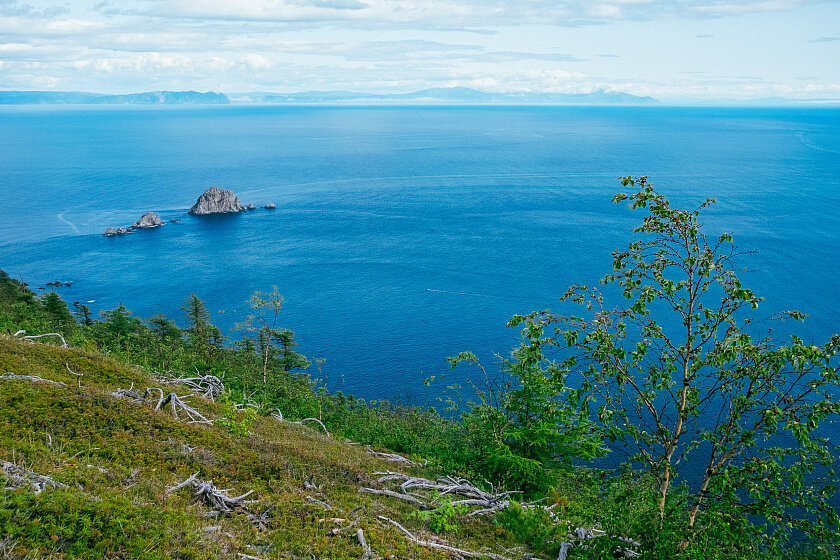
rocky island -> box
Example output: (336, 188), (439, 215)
(104, 211), (165, 236)
(132, 211), (165, 228)
(188, 186), (246, 215)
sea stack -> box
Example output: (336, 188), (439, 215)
(188, 186), (246, 215)
(264, 203), (276, 209)
(132, 211), (165, 228)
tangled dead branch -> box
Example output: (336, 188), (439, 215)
(556, 526), (641, 560)
(1, 372), (67, 387)
(13, 330), (68, 348)
(146, 388), (212, 424)
(167, 472), (257, 513)
(369, 471), (520, 516)
(161, 369), (225, 402)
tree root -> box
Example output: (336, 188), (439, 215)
(1, 372), (67, 387)
(167, 472), (257, 513)
(148, 389), (212, 424)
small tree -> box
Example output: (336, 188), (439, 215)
(448, 323), (604, 491)
(513, 177), (840, 553)
(238, 286), (309, 403)
(182, 293), (221, 361)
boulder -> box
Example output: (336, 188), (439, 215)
(246, 203), (257, 210)
(188, 186), (245, 215)
(264, 203), (276, 209)
(104, 227), (118, 236)
(132, 211), (165, 228)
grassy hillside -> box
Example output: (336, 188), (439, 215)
(0, 335), (526, 559)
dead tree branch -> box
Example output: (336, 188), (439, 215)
(357, 528), (374, 560)
(366, 447), (421, 466)
(1, 372), (67, 387)
(1, 459), (70, 493)
(65, 363), (83, 388)
(13, 331), (68, 348)
(377, 516), (513, 560)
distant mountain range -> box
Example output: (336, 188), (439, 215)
(231, 87), (661, 105)
(0, 87), (660, 106)
(0, 90), (230, 105)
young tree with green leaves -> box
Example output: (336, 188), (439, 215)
(514, 177), (840, 554)
(238, 286), (309, 403)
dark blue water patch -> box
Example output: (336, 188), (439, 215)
(1, 105), (839, 402)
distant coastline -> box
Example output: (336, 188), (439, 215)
(0, 87), (660, 106)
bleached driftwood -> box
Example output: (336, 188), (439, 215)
(145, 388), (212, 424)
(1, 372), (67, 387)
(366, 446), (421, 466)
(378, 516), (513, 560)
(167, 472), (256, 513)
(13, 330), (68, 348)
(1, 459), (70, 493)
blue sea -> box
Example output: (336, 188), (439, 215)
(1, 105), (839, 403)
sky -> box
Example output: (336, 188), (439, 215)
(0, 0), (839, 102)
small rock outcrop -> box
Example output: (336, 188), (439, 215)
(245, 203), (257, 210)
(188, 186), (245, 215)
(132, 211), (165, 228)
(264, 203), (276, 209)
(103, 227), (134, 236)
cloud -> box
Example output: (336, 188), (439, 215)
(141, 0), (826, 27)
(808, 36), (840, 43)
(307, 0), (367, 9)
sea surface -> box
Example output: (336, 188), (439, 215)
(1, 105), (839, 404)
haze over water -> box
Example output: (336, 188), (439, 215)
(2, 105), (839, 402)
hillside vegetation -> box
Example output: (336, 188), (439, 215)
(2, 180), (839, 559)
